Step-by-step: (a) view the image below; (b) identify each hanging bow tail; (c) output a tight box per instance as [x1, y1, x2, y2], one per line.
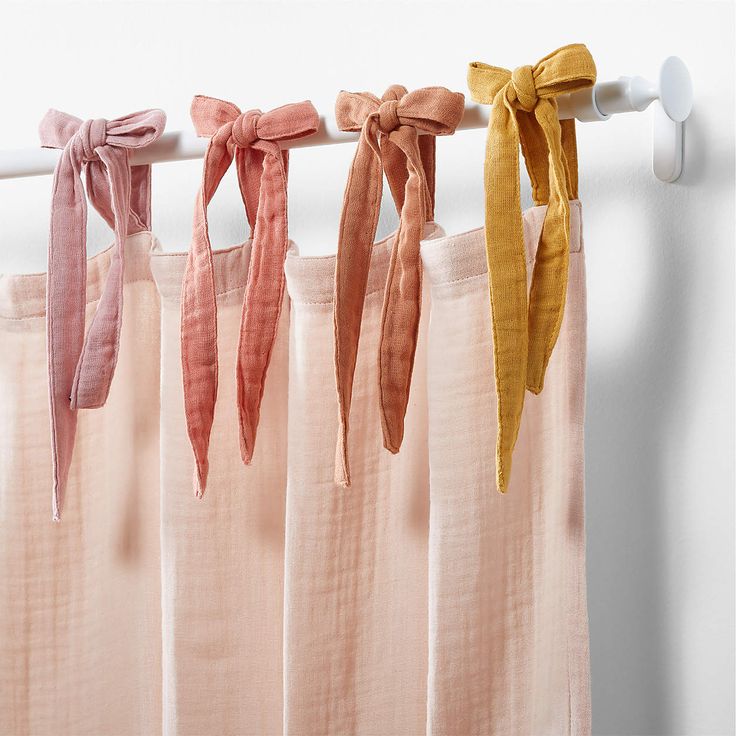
[467, 43, 596, 493]
[181, 98, 243, 497]
[332, 90, 387, 486]
[180, 97, 318, 497]
[332, 86, 464, 487]
[235, 101, 319, 465]
[39, 107, 166, 520]
[375, 88, 464, 456]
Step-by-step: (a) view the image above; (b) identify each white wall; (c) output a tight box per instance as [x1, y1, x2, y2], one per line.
[1, 1, 733, 733]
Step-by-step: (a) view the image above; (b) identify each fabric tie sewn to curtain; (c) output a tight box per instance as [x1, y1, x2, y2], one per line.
[466, 43, 595, 492]
[1, 52, 592, 735]
[180, 96, 319, 495]
[39, 108, 166, 520]
[332, 85, 464, 486]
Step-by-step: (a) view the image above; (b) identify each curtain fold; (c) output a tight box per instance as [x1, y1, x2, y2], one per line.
[422, 202, 590, 735]
[0, 234, 162, 736]
[150, 240, 288, 736]
[282, 224, 442, 735]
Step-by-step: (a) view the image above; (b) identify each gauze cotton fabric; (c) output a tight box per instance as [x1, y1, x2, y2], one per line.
[151, 242, 288, 736]
[1, 209, 590, 736]
[283, 223, 443, 736]
[421, 201, 590, 736]
[0, 238, 288, 736]
[0, 234, 162, 736]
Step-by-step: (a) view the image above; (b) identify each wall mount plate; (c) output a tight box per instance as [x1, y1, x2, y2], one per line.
[651, 56, 693, 182]
[559, 56, 693, 182]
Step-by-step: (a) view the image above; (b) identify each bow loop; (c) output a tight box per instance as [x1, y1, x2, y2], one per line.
[39, 109, 84, 150]
[40, 111, 107, 162]
[103, 109, 167, 150]
[40, 108, 166, 160]
[191, 95, 242, 137]
[392, 87, 466, 135]
[530, 43, 597, 99]
[254, 101, 320, 143]
[335, 91, 382, 132]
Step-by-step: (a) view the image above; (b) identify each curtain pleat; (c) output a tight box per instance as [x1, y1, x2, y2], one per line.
[0, 234, 162, 736]
[422, 202, 590, 735]
[282, 226, 442, 735]
[150, 241, 287, 736]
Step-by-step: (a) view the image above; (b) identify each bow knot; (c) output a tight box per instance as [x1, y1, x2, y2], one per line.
[231, 110, 261, 147]
[74, 118, 108, 161]
[336, 86, 465, 139]
[467, 44, 596, 108]
[376, 99, 400, 133]
[510, 64, 538, 111]
[191, 95, 319, 148]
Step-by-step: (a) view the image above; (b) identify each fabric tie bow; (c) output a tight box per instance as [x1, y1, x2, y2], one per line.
[181, 95, 319, 497]
[333, 85, 465, 486]
[39, 108, 166, 520]
[466, 43, 596, 493]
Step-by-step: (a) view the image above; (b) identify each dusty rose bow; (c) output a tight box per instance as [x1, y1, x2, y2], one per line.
[333, 85, 465, 486]
[181, 96, 319, 496]
[39, 108, 166, 520]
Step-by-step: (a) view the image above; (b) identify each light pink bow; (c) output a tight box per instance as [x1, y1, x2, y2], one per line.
[40, 108, 166, 520]
[181, 96, 319, 496]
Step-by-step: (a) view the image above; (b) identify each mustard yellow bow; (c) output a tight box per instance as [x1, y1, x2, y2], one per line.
[467, 44, 596, 492]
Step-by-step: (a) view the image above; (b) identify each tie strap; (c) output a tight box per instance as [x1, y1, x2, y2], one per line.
[333, 85, 464, 486]
[181, 96, 319, 496]
[466, 43, 596, 493]
[39, 108, 166, 520]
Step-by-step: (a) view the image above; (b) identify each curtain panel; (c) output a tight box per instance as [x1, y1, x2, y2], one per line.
[0, 203, 589, 735]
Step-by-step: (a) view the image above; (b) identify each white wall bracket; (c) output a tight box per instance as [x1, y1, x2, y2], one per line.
[559, 56, 693, 182]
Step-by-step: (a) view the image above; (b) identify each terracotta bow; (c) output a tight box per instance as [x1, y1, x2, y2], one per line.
[181, 96, 319, 496]
[467, 44, 596, 492]
[39, 108, 166, 520]
[333, 85, 465, 486]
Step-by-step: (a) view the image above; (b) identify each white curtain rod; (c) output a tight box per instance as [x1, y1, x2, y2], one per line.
[0, 60, 693, 182]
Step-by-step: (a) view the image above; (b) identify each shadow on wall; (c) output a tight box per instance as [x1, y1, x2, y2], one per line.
[584, 108, 731, 736]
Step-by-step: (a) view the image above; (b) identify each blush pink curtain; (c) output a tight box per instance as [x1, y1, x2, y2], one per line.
[0, 210, 590, 735]
[150, 240, 288, 736]
[421, 202, 590, 735]
[0, 234, 162, 736]
[282, 224, 442, 735]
